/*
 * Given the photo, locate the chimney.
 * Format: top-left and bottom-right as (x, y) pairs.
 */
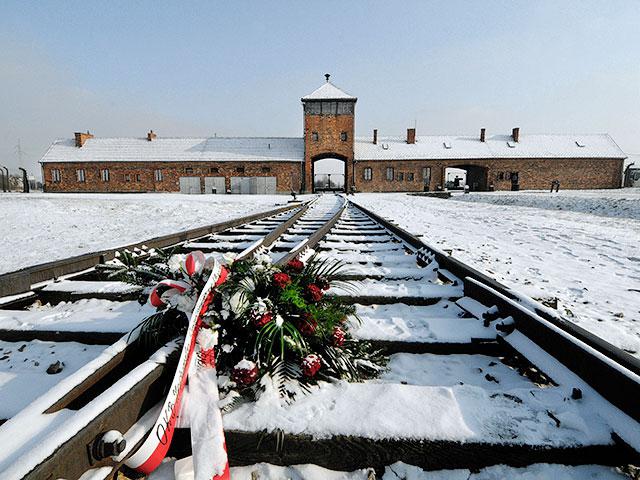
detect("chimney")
(373, 129), (378, 145)
(512, 127), (520, 143)
(74, 131), (93, 148)
(480, 128), (486, 142)
(147, 130), (157, 141)
(406, 128), (416, 144)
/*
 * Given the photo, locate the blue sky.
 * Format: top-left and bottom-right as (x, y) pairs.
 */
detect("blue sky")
(1, 0), (639, 176)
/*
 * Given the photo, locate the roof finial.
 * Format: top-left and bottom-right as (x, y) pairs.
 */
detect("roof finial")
(325, 73), (330, 82)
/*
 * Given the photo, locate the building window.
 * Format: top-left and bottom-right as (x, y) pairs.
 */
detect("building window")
(407, 173), (414, 181)
(396, 172), (404, 181)
(124, 174), (131, 182)
(363, 167), (373, 181)
(340, 132), (348, 142)
(100, 169), (110, 182)
(135, 174), (141, 182)
(312, 132), (319, 141)
(154, 169), (164, 182)
(235, 166), (245, 173)
(210, 167), (219, 174)
(76, 169), (86, 183)
(497, 172), (504, 180)
(261, 166), (271, 173)
(51, 169), (61, 183)
(185, 167), (194, 174)
(386, 167), (394, 181)
(422, 167), (431, 184)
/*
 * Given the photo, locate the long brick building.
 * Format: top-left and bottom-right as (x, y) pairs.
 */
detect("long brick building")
(40, 76), (626, 193)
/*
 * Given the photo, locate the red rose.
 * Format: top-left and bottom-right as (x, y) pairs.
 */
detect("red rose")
(306, 284), (323, 302)
(296, 314), (317, 336)
(286, 259), (304, 273)
(254, 312), (273, 328)
(273, 272), (291, 289)
(232, 359), (259, 386)
(332, 327), (346, 347)
(301, 354), (321, 378)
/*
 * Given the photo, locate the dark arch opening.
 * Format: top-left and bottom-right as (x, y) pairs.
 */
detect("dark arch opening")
(445, 165), (488, 192)
(312, 153), (348, 193)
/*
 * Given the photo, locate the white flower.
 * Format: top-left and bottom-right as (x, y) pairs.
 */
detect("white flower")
(275, 314), (284, 327)
(220, 309), (230, 320)
(197, 328), (218, 350)
(222, 252), (237, 266)
(255, 252), (272, 266)
(254, 297), (268, 314)
(167, 254), (186, 273)
(228, 291), (249, 315)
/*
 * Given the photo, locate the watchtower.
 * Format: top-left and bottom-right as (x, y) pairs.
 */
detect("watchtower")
(301, 74), (357, 192)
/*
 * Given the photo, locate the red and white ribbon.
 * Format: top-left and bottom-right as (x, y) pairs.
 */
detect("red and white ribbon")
(185, 251), (207, 277)
(127, 260), (229, 477)
(149, 279), (192, 308)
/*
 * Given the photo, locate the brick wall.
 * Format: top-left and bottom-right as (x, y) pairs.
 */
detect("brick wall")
(354, 158), (624, 192)
(303, 113), (354, 192)
(42, 161), (302, 193)
(42, 157), (623, 194)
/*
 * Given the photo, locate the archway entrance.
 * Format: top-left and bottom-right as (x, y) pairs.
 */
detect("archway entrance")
(445, 165), (488, 191)
(312, 155), (347, 192)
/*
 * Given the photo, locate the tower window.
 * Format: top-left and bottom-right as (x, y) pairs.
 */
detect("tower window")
(386, 167), (394, 181)
(340, 132), (348, 142)
(363, 167), (372, 181)
(312, 132), (319, 141)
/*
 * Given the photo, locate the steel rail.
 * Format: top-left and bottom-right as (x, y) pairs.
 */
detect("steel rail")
(4, 200), (315, 479)
(8, 194), (640, 478)
(348, 198), (640, 424)
(0, 201), (306, 299)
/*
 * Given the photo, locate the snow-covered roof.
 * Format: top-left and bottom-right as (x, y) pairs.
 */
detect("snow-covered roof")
(302, 81), (356, 101)
(40, 137), (305, 164)
(355, 134), (626, 161)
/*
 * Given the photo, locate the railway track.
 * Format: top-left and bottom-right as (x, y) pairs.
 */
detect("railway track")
(0, 194), (639, 479)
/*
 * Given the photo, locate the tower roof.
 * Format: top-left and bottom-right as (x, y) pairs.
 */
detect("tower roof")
(302, 75), (356, 101)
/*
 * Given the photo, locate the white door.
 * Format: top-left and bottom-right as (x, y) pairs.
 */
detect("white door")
(204, 177), (225, 194)
(179, 177), (201, 194)
(265, 177), (276, 194)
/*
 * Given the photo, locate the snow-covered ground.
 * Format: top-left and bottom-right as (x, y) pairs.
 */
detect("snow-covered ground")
(451, 188), (640, 220)
(354, 191), (640, 357)
(0, 193), (300, 275)
(147, 460), (628, 479)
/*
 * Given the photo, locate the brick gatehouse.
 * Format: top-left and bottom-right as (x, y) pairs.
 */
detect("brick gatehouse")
(41, 76), (625, 193)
